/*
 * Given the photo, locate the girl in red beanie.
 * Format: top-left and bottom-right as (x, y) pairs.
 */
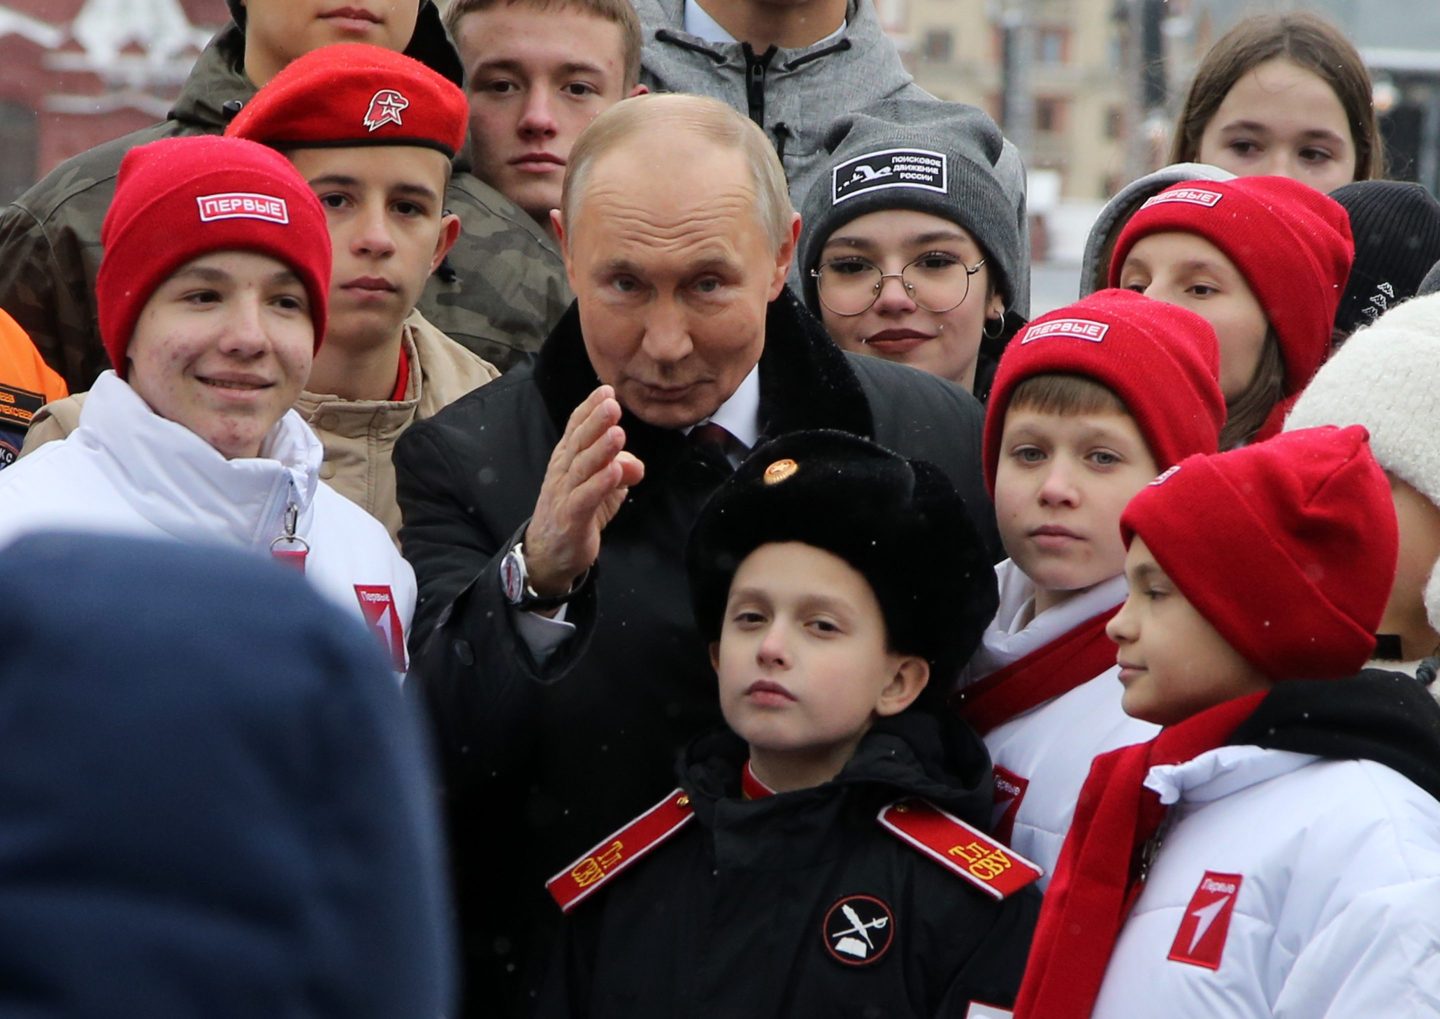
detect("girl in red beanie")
(1109, 175), (1353, 448)
(1013, 426), (1440, 1019)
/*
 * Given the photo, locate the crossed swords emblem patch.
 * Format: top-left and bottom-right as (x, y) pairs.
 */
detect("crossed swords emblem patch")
(822, 894), (895, 965)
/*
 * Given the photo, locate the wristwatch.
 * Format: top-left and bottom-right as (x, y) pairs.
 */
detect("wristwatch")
(500, 542), (586, 611)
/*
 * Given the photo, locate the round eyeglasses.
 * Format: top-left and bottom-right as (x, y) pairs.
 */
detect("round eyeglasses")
(810, 254), (987, 316)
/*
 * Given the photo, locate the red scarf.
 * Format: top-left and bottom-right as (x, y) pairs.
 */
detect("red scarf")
(388, 346), (411, 402)
(1013, 692), (1267, 1019)
(741, 760), (776, 800)
(952, 608), (1120, 736)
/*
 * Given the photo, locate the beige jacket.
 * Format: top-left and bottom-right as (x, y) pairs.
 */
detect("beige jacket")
(22, 312), (498, 544)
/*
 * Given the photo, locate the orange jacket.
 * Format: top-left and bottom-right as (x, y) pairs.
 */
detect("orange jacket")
(0, 307), (67, 467)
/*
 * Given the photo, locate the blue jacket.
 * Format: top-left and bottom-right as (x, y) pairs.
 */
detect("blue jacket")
(0, 532), (452, 1016)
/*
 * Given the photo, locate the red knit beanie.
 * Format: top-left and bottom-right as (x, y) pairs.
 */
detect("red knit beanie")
(983, 288), (1226, 491)
(1107, 176), (1354, 399)
(225, 43), (467, 158)
(1121, 425), (1398, 680)
(97, 136), (331, 377)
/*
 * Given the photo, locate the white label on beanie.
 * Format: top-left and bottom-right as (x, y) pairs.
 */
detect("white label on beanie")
(1140, 188), (1224, 210)
(364, 89), (409, 132)
(1021, 318), (1110, 344)
(1150, 465), (1182, 487)
(832, 148), (947, 205)
(196, 192), (290, 225)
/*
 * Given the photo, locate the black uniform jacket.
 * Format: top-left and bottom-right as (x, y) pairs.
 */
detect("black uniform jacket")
(393, 288), (1000, 1013)
(540, 712), (1040, 1019)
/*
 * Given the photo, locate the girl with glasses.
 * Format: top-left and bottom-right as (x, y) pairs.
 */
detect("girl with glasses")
(799, 98), (1025, 399)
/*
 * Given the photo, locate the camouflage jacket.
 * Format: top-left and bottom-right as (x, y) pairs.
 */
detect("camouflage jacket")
(0, 5), (569, 391)
(424, 166), (572, 371)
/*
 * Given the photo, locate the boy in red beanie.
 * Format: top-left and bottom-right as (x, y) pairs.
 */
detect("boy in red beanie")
(1015, 425), (1440, 1019)
(951, 288), (1225, 886)
(0, 135), (415, 672)
(1109, 175), (1354, 447)
(25, 44), (499, 545)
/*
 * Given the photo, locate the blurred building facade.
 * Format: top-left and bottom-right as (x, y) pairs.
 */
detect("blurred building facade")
(1176, 0), (1440, 193)
(887, 0), (1132, 202)
(888, 0), (1440, 200)
(0, 0), (225, 202)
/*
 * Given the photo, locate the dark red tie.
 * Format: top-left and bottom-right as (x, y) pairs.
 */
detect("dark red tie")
(689, 421), (746, 469)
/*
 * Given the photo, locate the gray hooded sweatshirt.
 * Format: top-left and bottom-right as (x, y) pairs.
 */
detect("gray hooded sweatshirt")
(633, 0), (1031, 316)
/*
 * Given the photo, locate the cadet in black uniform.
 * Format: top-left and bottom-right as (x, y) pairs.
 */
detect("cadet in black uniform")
(539, 430), (1040, 1019)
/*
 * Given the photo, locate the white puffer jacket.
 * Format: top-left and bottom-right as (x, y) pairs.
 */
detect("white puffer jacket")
(0, 371), (414, 671)
(959, 562), (1157, 885)
(1092, 744), (1440, 1018)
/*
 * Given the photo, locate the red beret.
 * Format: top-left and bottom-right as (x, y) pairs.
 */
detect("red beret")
(226, 43), (467, 158)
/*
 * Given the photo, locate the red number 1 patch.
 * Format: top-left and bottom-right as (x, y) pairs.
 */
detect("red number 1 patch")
(1168, 870), (1243, 970)
(354, 584), (407, 672)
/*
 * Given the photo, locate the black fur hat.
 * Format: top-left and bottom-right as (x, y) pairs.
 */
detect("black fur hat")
(686, 430), (998, 694)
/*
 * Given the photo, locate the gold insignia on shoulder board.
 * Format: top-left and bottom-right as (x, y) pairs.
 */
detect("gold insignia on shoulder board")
(764, 458), (798, 484)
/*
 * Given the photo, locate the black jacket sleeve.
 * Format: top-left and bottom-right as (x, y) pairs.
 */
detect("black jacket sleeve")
(933, 888), (1040, 1017)
(394, 402), (595, 786)
(847, 354), (1003, 562)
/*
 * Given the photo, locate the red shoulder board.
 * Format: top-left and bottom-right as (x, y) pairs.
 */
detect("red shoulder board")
(877, 798), (1043, 900)
(546, 788), (695, 914)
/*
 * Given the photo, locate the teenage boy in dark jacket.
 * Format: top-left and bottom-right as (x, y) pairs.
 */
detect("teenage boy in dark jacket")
(0, 0), (566, 391)
(539, 430), (1040, 1018)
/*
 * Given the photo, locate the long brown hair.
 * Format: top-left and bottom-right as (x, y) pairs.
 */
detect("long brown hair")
(1219, 330), (1286, 449)
(1171, 12), (1384, 181)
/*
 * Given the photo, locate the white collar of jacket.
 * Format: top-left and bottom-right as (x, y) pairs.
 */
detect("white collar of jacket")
(957, 562), (1128, 688)
(75, 371), (322, 550)
(1143, 745), (1320, 808)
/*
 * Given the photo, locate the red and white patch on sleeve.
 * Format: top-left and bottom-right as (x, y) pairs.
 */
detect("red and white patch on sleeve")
(990, 765), (1029, 844)
(547, 789), (695, 913)
(354, 584), (407, 672)
(1167, 870), (1244, 970)
(877, 799), (1042, 900)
